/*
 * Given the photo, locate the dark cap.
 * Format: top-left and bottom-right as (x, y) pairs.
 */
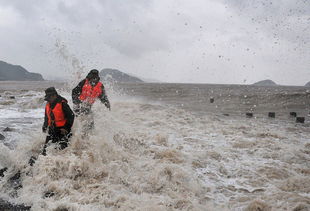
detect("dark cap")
(86, 69), (99, 79)
(44, 87), (58, 99)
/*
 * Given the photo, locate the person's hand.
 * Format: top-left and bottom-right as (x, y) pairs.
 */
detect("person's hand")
(60, 128), (68, 135)
(73, 104), (80, 114)
(42, 126), (47, 133)
(105, 101), (111, 111)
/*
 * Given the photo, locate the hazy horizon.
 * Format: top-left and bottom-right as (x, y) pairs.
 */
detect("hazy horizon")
(1, 59), (310, 86)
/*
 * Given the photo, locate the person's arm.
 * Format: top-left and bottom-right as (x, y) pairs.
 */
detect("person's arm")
(42, 107), (48, 132)
(98, 84), (110, 109)
(72, 79), (86, 105)
(62, 102), (75, 131)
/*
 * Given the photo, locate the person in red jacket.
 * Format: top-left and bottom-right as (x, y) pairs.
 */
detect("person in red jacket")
(41, 87), (75, 155)
(72, 69), (110, 132)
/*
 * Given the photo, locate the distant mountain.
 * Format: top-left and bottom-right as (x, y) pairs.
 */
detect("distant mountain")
(99, 68), (143, 83)
(305, 81), (310, 87)
(139, 77), (161, 83)
(128, 73), (160, 83)
(253, 79), (277, 86)
(0, 61), (44, 81)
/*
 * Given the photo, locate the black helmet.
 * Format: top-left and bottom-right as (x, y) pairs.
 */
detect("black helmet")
(44, 87), (58, 100)
(86, 69), (99, 79)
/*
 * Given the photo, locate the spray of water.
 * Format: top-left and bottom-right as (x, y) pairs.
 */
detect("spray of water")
(0, 44), (309, 210)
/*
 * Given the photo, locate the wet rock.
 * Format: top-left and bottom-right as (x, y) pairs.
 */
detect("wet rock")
(210, 98), (214, 103)
(28, 156), (37, 166)
(290, 112), (297, 117)
(0, 167), (8, 177)
(268, 112), (275, 118)
(9, 171), (23, 190)
(0, 133), (5, 140)
(0, 198), (31, 210)
(44, 191), (55, 198)
(246, 113), (253, 118)
(9, 171), (21, 182)
(296, 117), (305, 123)
(3, 127), (13, 132)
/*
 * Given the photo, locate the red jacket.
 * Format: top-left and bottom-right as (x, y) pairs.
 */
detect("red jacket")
(79, 79), (103, 104)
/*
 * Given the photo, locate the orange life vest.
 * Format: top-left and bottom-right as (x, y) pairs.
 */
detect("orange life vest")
(79, 79), (103, 104)
(46, 100), (67, 127)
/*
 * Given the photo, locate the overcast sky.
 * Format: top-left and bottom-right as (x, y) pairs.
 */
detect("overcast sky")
(0, 0), (309, 85)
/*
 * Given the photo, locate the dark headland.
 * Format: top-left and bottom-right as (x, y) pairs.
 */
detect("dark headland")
(253, 79), (277, 86)
(0, 60), (44, 81)
(99, 68), (143, 83)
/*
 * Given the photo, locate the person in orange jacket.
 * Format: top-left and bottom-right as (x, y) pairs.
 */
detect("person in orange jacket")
(72, 69), (110, 131)
(1, 87), (75, 179)
(41, 87), (75, 155)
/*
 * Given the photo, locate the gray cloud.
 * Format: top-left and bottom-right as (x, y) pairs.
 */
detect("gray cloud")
(223, 0), (310, 44)
(0, 0), (309, 85)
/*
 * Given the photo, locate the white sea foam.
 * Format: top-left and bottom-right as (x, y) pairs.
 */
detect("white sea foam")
(0, 85), (309, 210)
